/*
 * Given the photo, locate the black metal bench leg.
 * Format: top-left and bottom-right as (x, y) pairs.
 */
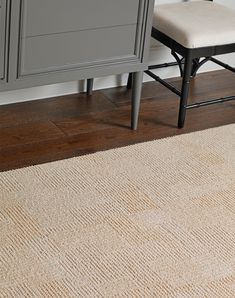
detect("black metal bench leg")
(178, 53), (193, 128)
(87, 79), (94, 96)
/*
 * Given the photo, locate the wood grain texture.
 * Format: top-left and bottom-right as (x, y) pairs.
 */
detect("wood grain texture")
(0, 70), (234, 171)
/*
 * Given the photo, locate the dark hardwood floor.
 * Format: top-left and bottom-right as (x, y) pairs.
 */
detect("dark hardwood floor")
(0, 70), (234, 171)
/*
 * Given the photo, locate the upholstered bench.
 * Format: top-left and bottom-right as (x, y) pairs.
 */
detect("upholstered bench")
(147, 0), (235, 128)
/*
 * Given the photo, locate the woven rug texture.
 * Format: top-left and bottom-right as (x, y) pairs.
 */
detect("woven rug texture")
(0, 124), (235, 297)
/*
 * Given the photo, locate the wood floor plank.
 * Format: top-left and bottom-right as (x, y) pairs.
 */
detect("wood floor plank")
(0, 91), (115, 128)
(0, 138), (73, 171)
(0, 121), (64, 149)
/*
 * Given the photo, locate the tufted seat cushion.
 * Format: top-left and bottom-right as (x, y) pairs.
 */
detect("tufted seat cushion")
(153, 1), (235, 49)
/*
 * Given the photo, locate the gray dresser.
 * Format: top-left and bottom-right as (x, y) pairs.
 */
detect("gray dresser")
(0, 0), (154, 128)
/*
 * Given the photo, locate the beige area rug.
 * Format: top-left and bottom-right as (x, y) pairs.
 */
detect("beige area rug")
(0, 124), (235, 298)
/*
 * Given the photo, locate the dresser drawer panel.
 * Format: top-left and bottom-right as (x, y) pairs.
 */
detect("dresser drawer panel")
(22, 0), (140, 37)
(19, 25), (138, 76)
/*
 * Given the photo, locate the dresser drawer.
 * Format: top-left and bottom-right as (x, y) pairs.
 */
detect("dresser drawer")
(19, 25), (138, 76)
(22, 0), (140, 37)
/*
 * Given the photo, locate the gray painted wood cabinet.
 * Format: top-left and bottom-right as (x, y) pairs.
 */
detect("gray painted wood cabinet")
(0, 0), (154, 128)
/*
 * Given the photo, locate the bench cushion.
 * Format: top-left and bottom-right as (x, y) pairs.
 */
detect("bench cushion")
(153, 1), (235, 49)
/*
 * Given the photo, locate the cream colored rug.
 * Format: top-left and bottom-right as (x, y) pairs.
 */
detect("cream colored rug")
(1, 124), (235, 297)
